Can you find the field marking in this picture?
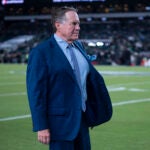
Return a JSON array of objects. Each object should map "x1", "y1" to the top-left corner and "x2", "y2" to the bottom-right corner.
[
  {"x1": 129, "y1": 88, "x2": 147, "y2": 92},
  {"x1": 109, "y1": 87, "x2": 126, "y2": 92},
  {"x1": 108, "y1": 87, "x2": 148, "y2": 92},
  {"x1": 108, "y1": 81, "x2": 150, "y2": 88},
  {"x1": 0, "y1": 92, "x2": 26, "y2": 97},
  {"x1": 0, "y1": 98, "x2": 150, "y2": 122},
  {"x1": 0, "y1": 82, "x2": 25, "y2": 86},
  {"x1": 0, "y1": 80, "x2": 149, "y2": 96},
  {"x1": 112, "y1": 98, "x2": 150, "y2": 106},
  {"x1": 0, "y1": 115, "x2": 31, "y2": 121},
  {"x1": 9, "y1": 70, "x2": 25, "y2": 74},
  {"x1": 99, "y1": 71, "x2": 150, "y2": 76}
]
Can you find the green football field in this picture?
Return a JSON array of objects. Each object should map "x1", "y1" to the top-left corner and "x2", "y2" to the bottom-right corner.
[{"x1": 0, "y1": 64, "x2": 150, "y2": 150}]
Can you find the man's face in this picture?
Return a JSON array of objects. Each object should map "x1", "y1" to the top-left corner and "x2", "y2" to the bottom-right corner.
[{"x1": 55, "y1": 11, "x2": 80, "y2": 43}]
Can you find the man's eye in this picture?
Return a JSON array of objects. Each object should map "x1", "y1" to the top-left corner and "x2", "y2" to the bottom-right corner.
[{"x1": 72, "y1": 22, "x2": 80, "y2": 26}]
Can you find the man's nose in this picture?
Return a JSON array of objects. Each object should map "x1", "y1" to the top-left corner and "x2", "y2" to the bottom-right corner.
[{"x1": 76, "y1": 24, "x2": 80, "y2": 30}]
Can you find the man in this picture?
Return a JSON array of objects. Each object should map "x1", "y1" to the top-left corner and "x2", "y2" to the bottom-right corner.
[{"x1": 26, "y1": 6, "x2": 112, "y2": 150}]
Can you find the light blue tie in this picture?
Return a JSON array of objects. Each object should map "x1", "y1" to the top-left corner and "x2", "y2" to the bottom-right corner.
[{"x1": 68, "y1": 44, "x2": 86, "y2": 111}]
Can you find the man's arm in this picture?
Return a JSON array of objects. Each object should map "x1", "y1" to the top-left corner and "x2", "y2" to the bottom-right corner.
[{"x1": 26, "y1": 47, "x2": 49, "y2": 131}]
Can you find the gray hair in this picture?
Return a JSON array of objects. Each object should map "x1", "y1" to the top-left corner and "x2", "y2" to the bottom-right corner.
[{"x1": 51, "y1": 6, "x2": 78, "y2": 32}]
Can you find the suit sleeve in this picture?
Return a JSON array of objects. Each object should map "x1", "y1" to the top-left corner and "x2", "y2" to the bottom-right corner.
[{"x1": 26, "y1": 48, "x2": 49, "y2": 132}]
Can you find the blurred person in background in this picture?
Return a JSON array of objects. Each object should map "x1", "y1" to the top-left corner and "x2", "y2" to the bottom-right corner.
[{"x1": 26, "y1": 6, "x2": 112, "y2": 150}]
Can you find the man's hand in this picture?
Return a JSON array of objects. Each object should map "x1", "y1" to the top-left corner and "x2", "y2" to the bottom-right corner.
[{"x1": 37, "y1": 129, "x2": 50, "y2": 144}]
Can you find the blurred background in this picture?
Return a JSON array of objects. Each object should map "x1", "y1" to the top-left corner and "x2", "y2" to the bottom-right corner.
[
  {"x1": 0, "y1": 1, "x2": 150, "y2": 150},
  {"x1": 0, "y1": 0, "x2": 150, "y2": 66}
]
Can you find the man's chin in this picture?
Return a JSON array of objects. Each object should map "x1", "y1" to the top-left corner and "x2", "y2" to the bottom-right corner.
[
  {"x1": 73, "y1": 36, "x2": 79, "y2": 40},
  {"x1": 68, "y1": 36, "x2": 79, "y2": 42}
]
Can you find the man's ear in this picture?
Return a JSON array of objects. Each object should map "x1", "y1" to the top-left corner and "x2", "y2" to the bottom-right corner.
[{"x1": 55, "y1": 22, "x2": 61, "y2": 31}]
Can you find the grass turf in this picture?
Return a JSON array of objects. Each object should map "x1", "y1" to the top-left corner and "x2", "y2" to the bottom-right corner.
[{"x1": 0, "y1": 64, "x2": 150, "y2": 150}]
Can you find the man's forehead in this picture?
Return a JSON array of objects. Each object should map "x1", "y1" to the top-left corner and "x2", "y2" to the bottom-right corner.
[
  {"x1": 65, "y1": 11, "x2": 79, "y2": 18},
  {"x1": 65, "y1": 11, "x2": 80, "y2": 22}
]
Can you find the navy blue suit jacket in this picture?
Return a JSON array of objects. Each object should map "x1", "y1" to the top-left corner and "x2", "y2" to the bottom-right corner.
[{"x1": 26, "y1": 35, "x2": 112, "y2": 141}]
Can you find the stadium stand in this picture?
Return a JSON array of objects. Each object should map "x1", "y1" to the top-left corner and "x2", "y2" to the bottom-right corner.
[{"x1": 0, "y1": 1, "x2": 150, "y2": 65}]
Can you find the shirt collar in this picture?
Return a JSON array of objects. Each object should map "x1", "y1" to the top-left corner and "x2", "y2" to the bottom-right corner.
[{"x1": 54, "y1": 34, "x2": 68, "y2": 49}]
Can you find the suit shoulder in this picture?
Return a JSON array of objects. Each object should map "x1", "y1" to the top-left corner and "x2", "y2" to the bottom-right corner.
[
  {"x1": 29, "y1": 37, "x2": 54, "y2": 58},
  {"x1": 32, "y1": 38, "x2": 51, "y2": 52}
]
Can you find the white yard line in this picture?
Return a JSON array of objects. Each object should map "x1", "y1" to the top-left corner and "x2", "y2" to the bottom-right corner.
[
  {"x1": 0, "y1": 92, "x2": 26, "y2": 97},
  {"x1": 0, "y1": 82, "x2": 25, "y2": 86},
  {"x1": 108, "y1": 87, "x2": 148, "y2": 92},
  {"x1": 108, "y1": 81, "x2": 150, "y2": 88},
  {"x1": 0, "y1": 115, "x2": 31, "y2": 121},
  {"x1": 112, "y1": 98, "x2": 150, "y2": 106},
  {"x1": 99, "y1": 71, "x2": 150, "y2": 76},
  {"x1": 0, "y1": 98, "x2": 150, "y2": 122}
]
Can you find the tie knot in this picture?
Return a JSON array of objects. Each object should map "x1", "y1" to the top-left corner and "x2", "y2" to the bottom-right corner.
[{"x1": 67, "y1": 43, "x2": 74, "y2": 49}]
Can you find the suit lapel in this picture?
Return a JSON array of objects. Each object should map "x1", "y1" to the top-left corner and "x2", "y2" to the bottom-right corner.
[{"x1": 48, "y1": 36, "x2": 78, "y2": 84}]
